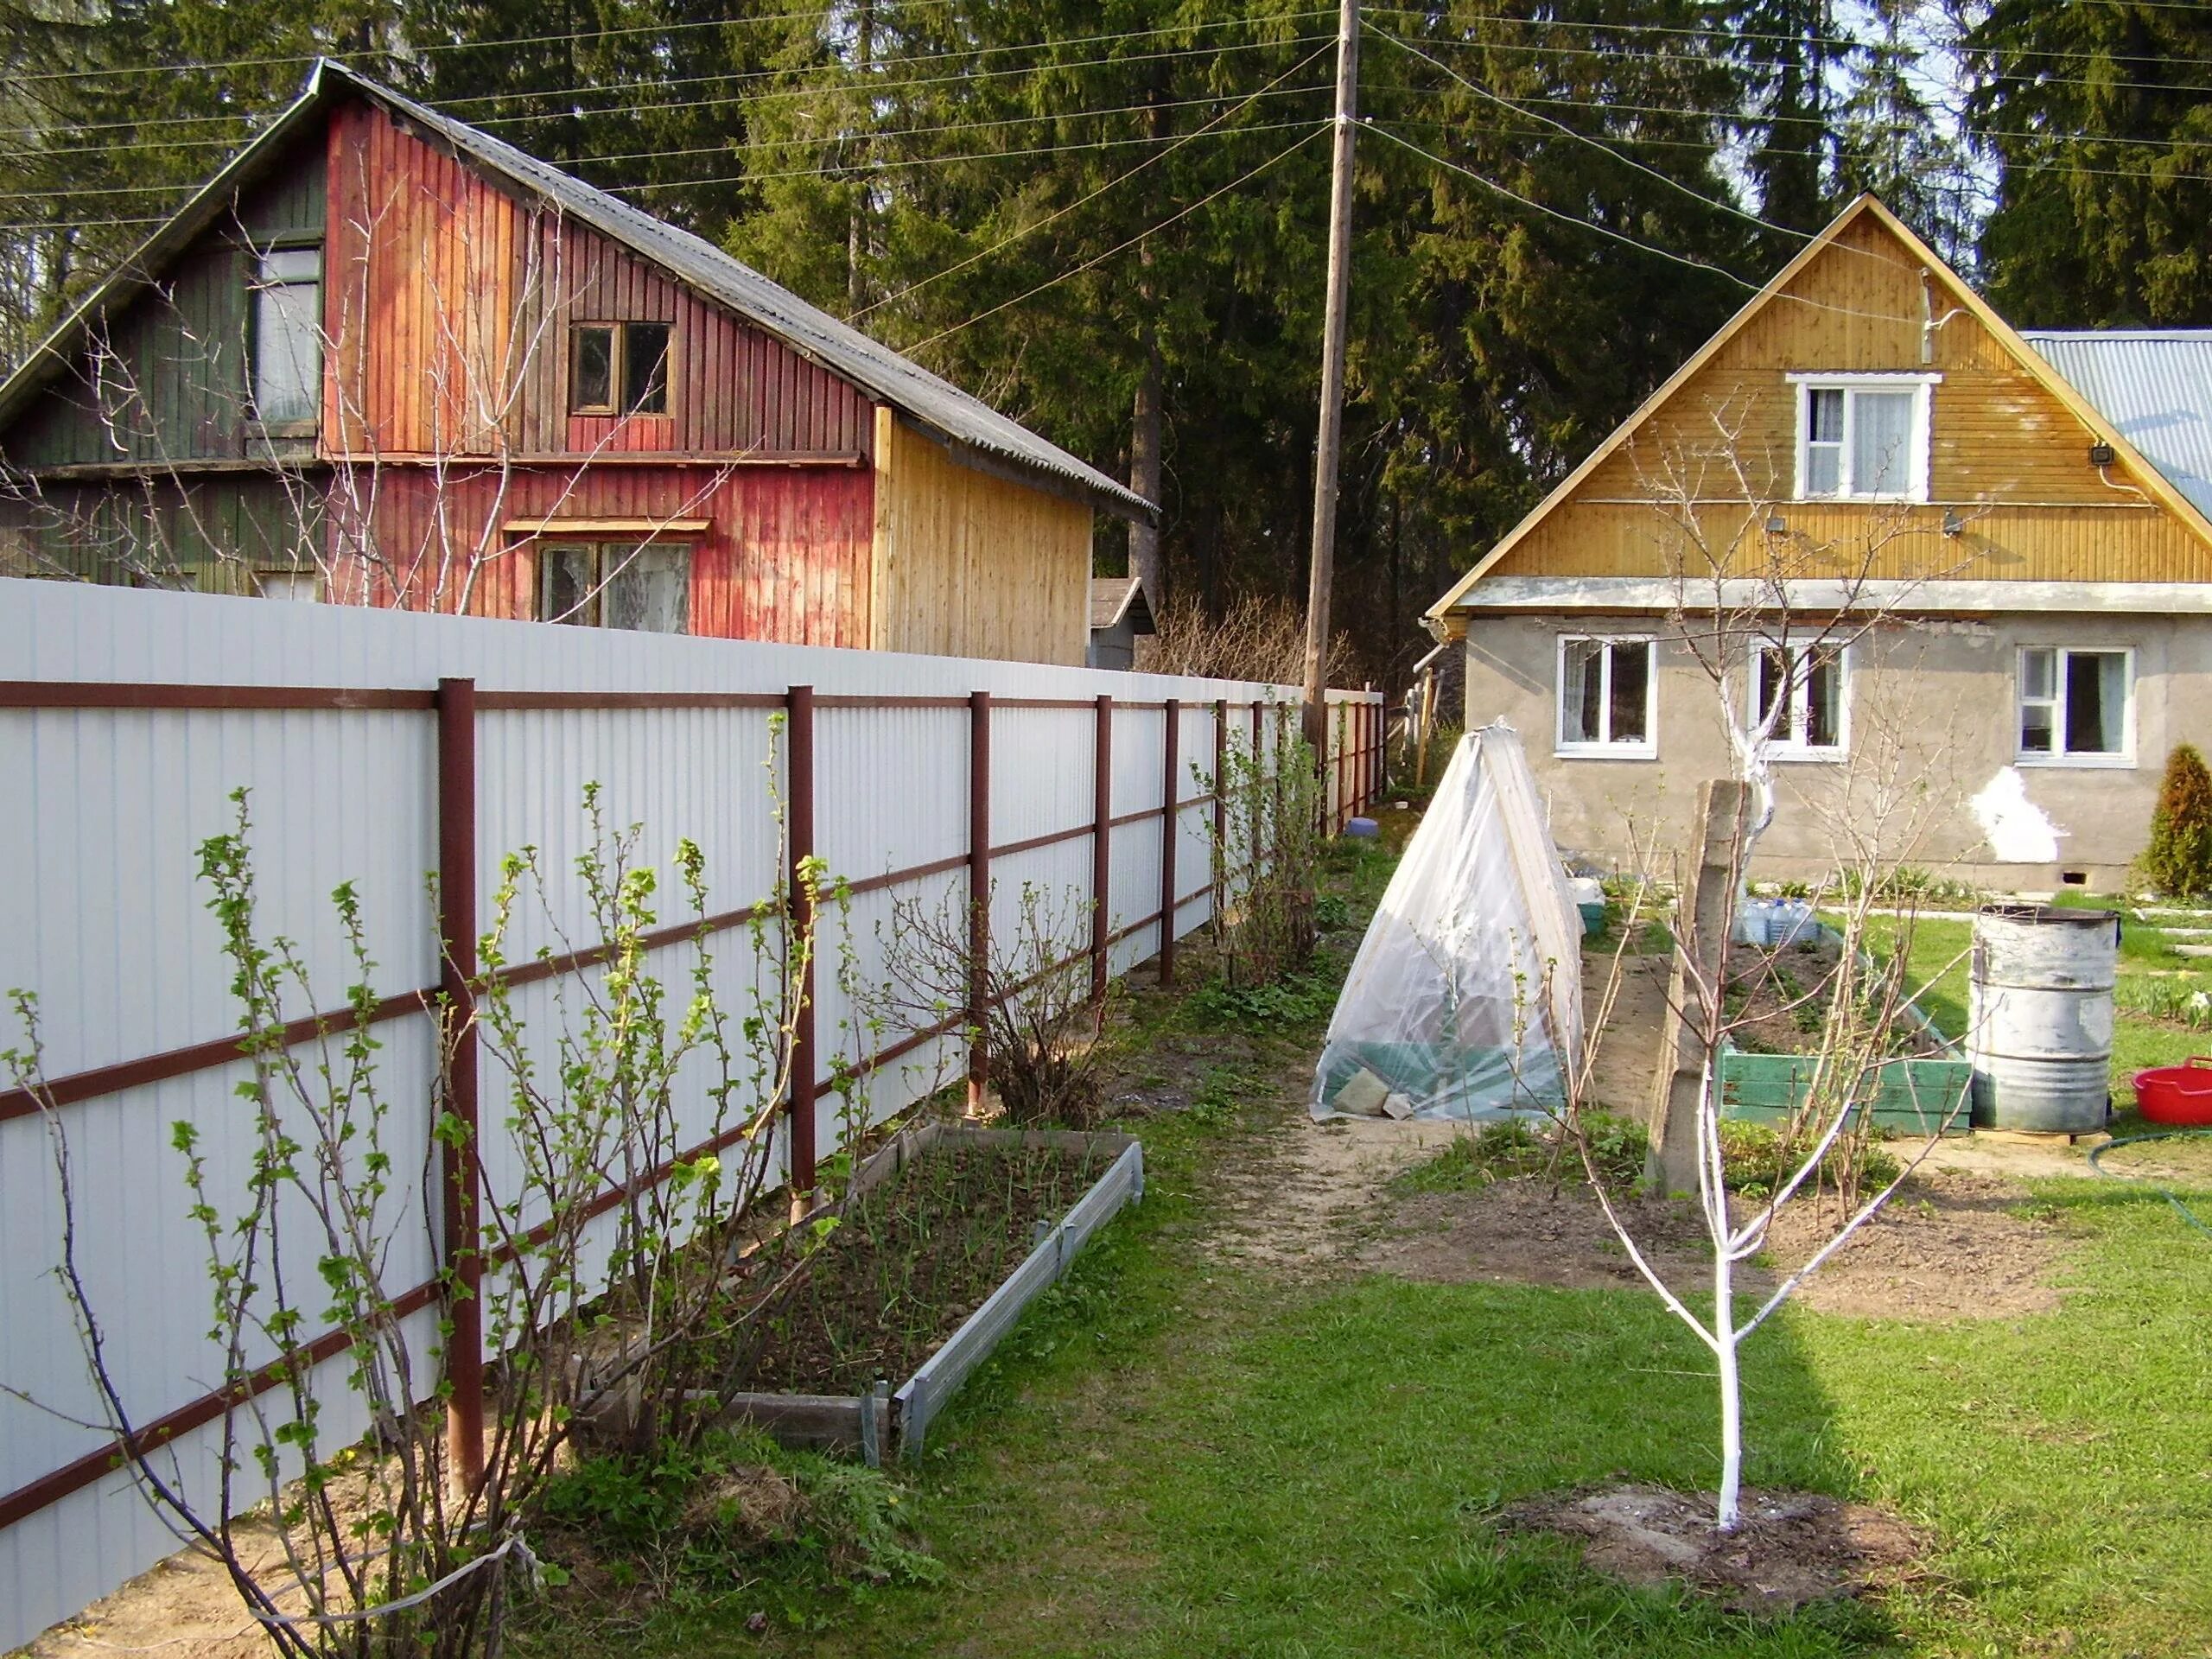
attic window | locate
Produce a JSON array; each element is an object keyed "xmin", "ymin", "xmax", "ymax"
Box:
[
  {"xmin": 1788, "ymin": 372, "xmax": 1936, "ymax": 502},
  {"xmin": 251, "ymin": 247, "xmax": 322, "ymax": 428},
  {"xmin": 571, "ymin": 322, "xmax": 671, "ymax": 416}
]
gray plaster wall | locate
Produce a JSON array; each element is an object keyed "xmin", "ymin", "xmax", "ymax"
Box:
[{"xmin": 1460, "ymin": 609, "xmax": 2212, "ymax": 890}]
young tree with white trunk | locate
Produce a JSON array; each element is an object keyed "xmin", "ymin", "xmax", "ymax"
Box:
[{"xmin": 1553, "ymin": 405, "xmax": 1983, "ymax": 1530}]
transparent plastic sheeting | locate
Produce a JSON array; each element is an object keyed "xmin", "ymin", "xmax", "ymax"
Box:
[{"xmin": 1313, "ymin": 724, "xmax": 1585, "ymax": 1122}]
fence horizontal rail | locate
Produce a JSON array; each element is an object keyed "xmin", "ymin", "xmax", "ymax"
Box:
[{"xmin": 0, "ymin": 601, "xmax": 1384, "ymax": 1645}]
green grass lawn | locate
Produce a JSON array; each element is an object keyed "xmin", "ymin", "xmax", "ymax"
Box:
[
  {"xmin": 512, "ymin": 851, "xmax": 2212, "ymax": 1658},
  {"xmin": 516, "ymin": 1094, "xmax": 2212, "ymax": 1658},
  {"xmin": 1856, "ymin": 912, "xmax": 2211, "ymax": 1106}
]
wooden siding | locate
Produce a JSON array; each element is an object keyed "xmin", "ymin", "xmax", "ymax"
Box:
[
  {"xmin": 0, "ymin": 476, "xmax": 321, "ymax": 590},
  {"xmin": 4, "ymin": 157, "xmax": 325, "ymax": 469},
  {"xmin": 335, "ymin": 462, "xmax": 874, "ymax": 647},
  {"xmin": 870, "ymin": 410, "xmax": 1090, "ymax": 665},
  {"xmin": 1489, "ymin": 210, "xmax": 2211, "ymax": 585},
  {"xmin": 327, "ymin": 101, "xmax": 874, "ymax": 462}
]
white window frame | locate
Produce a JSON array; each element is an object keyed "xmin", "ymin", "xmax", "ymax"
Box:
[
  {"xmin": 1747, "ymin": 638, "xmax": 1849, "ymax": 761},
  {"xmin": 2016, "ymin": 645, "xmax": 2135, "ymax": 769},
  {"xmin": 1787, "ymin": 372, "xmax": 1938, "ymax": 503},
  {"xmin": 1555, "ymin": 634, "xmax": 1658, "ymax": 760}
]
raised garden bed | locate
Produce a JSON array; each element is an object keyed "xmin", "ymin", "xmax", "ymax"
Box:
[
  {"xmin": 1718, "ymin": 923, "xmax": 1972, "ymax": 1135},
  {"xmin": 706, "ymin": 1122, "xmax": 1143, "ymax": 1463}
]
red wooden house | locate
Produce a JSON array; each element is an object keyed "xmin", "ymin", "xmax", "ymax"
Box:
[{"xmin": 0, "ymin": 62, "xmax": 1150, "ymax": 666}]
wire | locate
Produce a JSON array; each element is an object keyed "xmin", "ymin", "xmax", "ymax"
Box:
[
  {"xmin": 615, "ymin": 117, "xmax": 1324, "ymax": 193},
  {"xmin": 0, "ymin": 119, "xmax": 1330, "ymax": 232},
  {"xmin": 850, "ymin": 41, "xmax": 1335, "ymax": 323},
  {"xmin": 1364, "ymin": 22, "xmax": 1808, "ymax": 243},
  {"xmin": 5, "ymin": 4, "xmax": 1334, "ymax": 88},
  {"xmin": 1362, "ymin": 3, "xmax": 2212, "ymax": 75},
  {"xmin": 906, "ymin": 124, "xmax": 1327, "ymax": 351},
  {"xmin": 1363, "ymin": 122, "xmax": 1917, "ymax": 324},
  {"xmin": 0, "ymin": 29, "xmax": 1333, "ymax": 142}
]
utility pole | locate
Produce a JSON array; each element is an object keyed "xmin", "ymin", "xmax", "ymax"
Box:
[{"xmin": 1300, "ymin": 0, "xmax": 1359, "ymax": 765}]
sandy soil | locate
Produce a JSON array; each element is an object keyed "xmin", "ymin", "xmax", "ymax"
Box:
[{"xmin": 23, "ymin": 1523, "xmax": 289, "ymax": 1659}]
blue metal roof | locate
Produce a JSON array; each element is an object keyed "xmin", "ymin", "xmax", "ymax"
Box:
[{"xmin": 2023, "ymin": 329, "xmax": 2212, "ymax": 518}]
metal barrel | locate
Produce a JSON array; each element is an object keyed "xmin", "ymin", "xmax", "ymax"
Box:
[{"xmin": 1967, "ymin": 903, "xmax": 2119, "ymax": 1132}]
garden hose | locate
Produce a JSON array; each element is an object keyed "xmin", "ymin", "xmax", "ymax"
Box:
[{"xmin": 2086, "ymin": 1129, "xmax": 2212, "ymax": 1243}]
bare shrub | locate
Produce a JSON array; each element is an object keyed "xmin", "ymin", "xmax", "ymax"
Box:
[
  {"xmin": 864, "ymin": 880, "xmax": 1110, "ymax": 1126},
  {"xmin": 1206, "ymin": 719, "xmax": 1326, "ymax": 988},
  {"xmin": 1139, "ymin": 591, "xmax": 1353, "ymax": 687}
]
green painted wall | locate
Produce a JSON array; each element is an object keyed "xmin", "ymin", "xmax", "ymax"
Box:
[{"xmin": 1, "ymin": 141, "xmax": 326, "ymax": 585}]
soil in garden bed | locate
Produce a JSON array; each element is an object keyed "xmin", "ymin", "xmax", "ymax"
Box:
[
  {"xmin": 1501, "ymin": 1484, "xmax": 1926, "ymax": 1612},
  {"xmin": 1726, "ymin": 934, "xmax": 1948, "ymax": 1058},
  {"xmin": 720, "ymin": 1141, "xmax": 1113, "ymax": 1397}
]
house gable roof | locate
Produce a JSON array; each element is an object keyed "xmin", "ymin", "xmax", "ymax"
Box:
[
  {"xmin": 1426, "ymin": 194, "xmax": 2212, "ymax": 622},
  {"xmin": 1088, "ymin": 574, "xmax": 1155, "ymax": 634},
  {"xmin": 0, "ymin": 60, "xmax": 1154, "ymax": 523}
]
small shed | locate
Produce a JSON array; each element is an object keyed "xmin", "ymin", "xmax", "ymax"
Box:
[{"xmin": 1086, "ymin": 575, "xmax": 1156, "ymax": 670}]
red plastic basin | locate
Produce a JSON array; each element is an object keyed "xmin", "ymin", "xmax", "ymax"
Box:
[{"xmin": 2134, "ymin": 1057, "xmax": 2212, "ymax": 1127}]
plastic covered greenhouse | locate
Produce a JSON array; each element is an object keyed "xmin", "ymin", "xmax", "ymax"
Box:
[{"xmin": 1313, "ymin": 723, "xmax": 1584, "ymax": 1121}]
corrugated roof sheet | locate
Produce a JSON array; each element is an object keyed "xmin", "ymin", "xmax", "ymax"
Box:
[
  {"xmin": 2024, "ymin": 329, "xmax": 2212, "ymax": 518},
  {"xmin": 0, "ymin": 60, "xmax": 1152, "ymax": 523}
]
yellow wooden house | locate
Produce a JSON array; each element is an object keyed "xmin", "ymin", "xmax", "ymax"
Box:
[{"xmin": 1426, "ymin": 194, "xmax": 2212, "ymax": 888}]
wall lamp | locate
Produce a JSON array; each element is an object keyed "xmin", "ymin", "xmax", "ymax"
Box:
[
  {"xmin": 1942, "ymin": 507, "xmax": 1966, "ymax": 539},
  {"xmin": 1764, "ymin": 512, "xmax": 1789, "ymax": 537}
]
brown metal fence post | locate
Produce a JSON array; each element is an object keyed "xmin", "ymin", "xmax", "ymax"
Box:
[
  {"xmin": 435, "ymin": 676, "xmax": 484, "ymax": 1488},
  {"xmin": 785, "ymin": 685, "xmax": 818, "ymax": 1209},
  {"xmin": 1159, "ymin": 699, "xmax": 1179, "ymax": 987},
  {"xmin": 1091, "ymin": 695, "xmax": 1113, "ymax": 1005},
  {"xmin": 968, "ymin": 691, "xmax": 991, "ymax": 1112},
  {"xmin": 1211, "ymin": 698, "xmax": 1228, "ymax": 920}
]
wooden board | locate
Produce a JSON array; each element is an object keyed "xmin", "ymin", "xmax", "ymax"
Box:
[
  {"xmin": 870, "ymin": 411, "xmax": 1091, "ymax": 665},
  {"xmin": 1482, "ymin": 209, "xmax": 2211, "ymax": 588}
]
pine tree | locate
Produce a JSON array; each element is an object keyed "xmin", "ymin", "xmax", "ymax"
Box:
[
  {"xmin": 1730, "ymin": 0, "xmax": 1840, "ymax": 232},
  {"xmin": 1964, "ymin": 0, "xmax": 2212, "ymax": 325},
  {"xmin": 1834, "ymin": 0, "xmax": 1978, "ymax": 266},
  {"xmin": 2140, "ymin": 745, "xmax": 2212, "ymax": 899}
]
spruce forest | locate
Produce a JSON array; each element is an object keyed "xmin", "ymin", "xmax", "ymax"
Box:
[{"xmin": 5, "ymin": 0, "xmax": 2209, "ymax": 681}]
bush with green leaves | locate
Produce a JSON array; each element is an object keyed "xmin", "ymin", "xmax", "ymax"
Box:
[{"xmin": 2139, "ymin": 744, "xmax": 2212, "ymax": 899}]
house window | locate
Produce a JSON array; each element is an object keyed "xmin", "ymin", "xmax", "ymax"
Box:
[
  {"xmin": 1751, "ymin": 641, "xmax": 1846, "ymax": 758},
  {"xmin": 1557, "ymin": 636, "xmax": 1656, "ymax": 757},
  {"xmin": 1789, "ymin": 373, "xmax": 1936, "ymax": 501},
  {"xmin": 251, "ymin": 247, "xmax": 322, "ymax": 427},
  {"xmin": 569, "ymin": 322, "xmax": 671, "ymax": 416},
  {"xmin": 257, "ymin": 569, "xmax": 321, "ymax": 602},
  {"xmin": 2018, "ymin": 647, "xmax": 2132, "ymax": 765},
  {"xmin": 540, "ymin": 542, "xmax": 690, "ymax": 632}
]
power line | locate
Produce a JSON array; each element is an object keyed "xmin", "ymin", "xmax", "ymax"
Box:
[
  {"xmin": 1365, "ymin": 22, "xmax": 1807, "ymax": 243},
  {"xmin": 849, "ymin": 41, "xmax": 1335, "ymax": 322},
  {"xmin": 1363, "ymin": 122, "xmax": 1918, "ymax": 325},
  {"xmin": 908, "ymin": 125, "xmax": 1328, "ymax": 351},
  {"xmin": 1362, "ymin": 3, "xmax": 2212, "ymax": 76},
  {"xmin": 610, "ymin": 117, "xmax": 1321, "ymax": 194},
  {"xmin": 7, "ymin": 4, "xmax": 1334, "ymax": 88},
  {"xmin": 0, "ymin": 29, "xmax": 1332, "ymax": 142},
  {"xmin": 1, "ymin": 82, "xmax": 1331, "ymax": 211},
  {"xmin": 0, "ymin": 118, "xmax": 1332, "ymax": 234}
]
